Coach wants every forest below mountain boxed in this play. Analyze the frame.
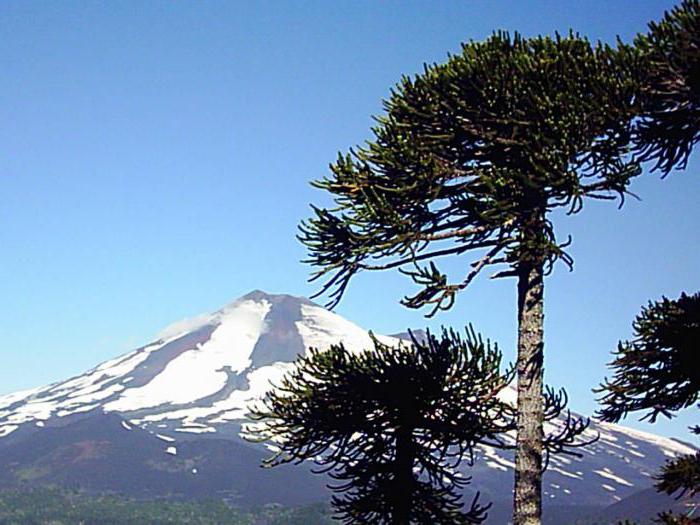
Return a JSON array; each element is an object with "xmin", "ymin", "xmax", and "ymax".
[
  {"xmin": 0, "ymin": 489, "xmax": 333, "ymax": 525},
  {"xmin": 1, "ymin": 488, "xmax": 694, "ymax": 525}
]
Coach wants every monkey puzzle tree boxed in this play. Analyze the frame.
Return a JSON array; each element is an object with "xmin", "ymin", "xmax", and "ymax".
[
  {"xmin": 299, "ymin": 32, "xmax": 639, "ymax": 525},
  {"xmin": 597, "ymin": 291, "xmax": 699, "ymax": 428},
  {"xmin": 633, "ymin": 0, "xmax": 700, "ymax": 175},
  {"xmin": 597, "ymin": 291, "xmax": 699, "ymax": 522},
  {"xmin": 247, "ymin": 328, "xmax": 589, "ymax": 525}
]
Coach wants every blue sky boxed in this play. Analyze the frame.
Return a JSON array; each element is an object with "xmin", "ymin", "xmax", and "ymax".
[{"xmin": 1, "ymin": 1, "xmax": 697, "ymax": 442}]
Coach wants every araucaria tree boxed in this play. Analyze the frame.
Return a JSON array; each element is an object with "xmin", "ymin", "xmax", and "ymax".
[
  {"xmin": 299, "ymin": 32, "xmax": 639, "ymax": 525},
  {"xmin": 597, "ymin": 291, "xmax": 699, "ymax": 522},
  {"xmin": 247, "ymin": 329, "xmax": 589, "ymax": 525},
  {"xmin": 633, "ymin": 0, "xmax": 700, "ymax": 175}
]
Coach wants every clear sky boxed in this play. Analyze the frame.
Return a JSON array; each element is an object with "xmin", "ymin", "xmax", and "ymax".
[{"xmin": 1, "ymin": 1, "xmax": 697, "ymax": 443}]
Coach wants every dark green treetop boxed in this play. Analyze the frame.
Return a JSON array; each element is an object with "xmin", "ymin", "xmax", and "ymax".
[
  {"xmin": 246, "ymin": 328, "xmax": 590, "ymax": 524},
  {"xmin": 657, "ymin": 452, "xmax": 700, "ymax": 499},
  {"xmin": 633, "ymin": 0, "xmax": 700, "ymax": 175},
  {"xmin": 300, "ymin": 32, "xmax": 641, "ymax": 315},
  {"xmin": 597, "ymin": 291, "xmax": 699, "ymax": 426}
]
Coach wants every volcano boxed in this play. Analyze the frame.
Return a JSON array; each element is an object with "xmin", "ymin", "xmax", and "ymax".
[{"xmin": 0, "ymin": 291, "xmax": 695, "ymax": 519}]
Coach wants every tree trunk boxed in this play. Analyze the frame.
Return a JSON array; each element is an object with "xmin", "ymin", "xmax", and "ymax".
[
  {"xmin": 513, "ymin": 241, "xmax": 545, "ymax": 524},
  {"xmin": 393, "ymin": 426, "xmax": 415, "ymax": 525}
]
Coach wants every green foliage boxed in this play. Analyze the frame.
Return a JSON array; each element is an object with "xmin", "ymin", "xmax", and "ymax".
[
  {"xmin": 0, "ymin": 489, "xmax": 333, "ymax": 525},
  {"xmin": 633, "ymin": 0, "xmax": 700, "ymax": 175},
  {"xmin": 246, "ymin": 328, "xmax": 590, "ymax": 524},
  {"xmin": 597, "ymin": 291, "xmax": 699, "ymax": 522},
  {"xmin": 256, "ymin": 503, "xmax": 335, "ymax": 525},
  {"xmin": 596, "ymin": 291, "xmax": 699, "ymax": 425},
  {"xmin": 300, "ymin": 31, "xmax": 641, "ymax": 315},
  {"xmin": 657, "ymin": 453, "xmax": 700, "ymax": 498},
  {"xmin": 296, "ymin": 7, "xmax": 698, "ymax": 525}
]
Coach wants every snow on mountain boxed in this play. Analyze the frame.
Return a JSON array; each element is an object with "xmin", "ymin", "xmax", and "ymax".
[
  {"xmin": 0, "ymin": 291, "xmax": 400, "ymax": 438},
  {"xmin": 0, "ymin": 290, "xmax": 695, "ymax": 508}
]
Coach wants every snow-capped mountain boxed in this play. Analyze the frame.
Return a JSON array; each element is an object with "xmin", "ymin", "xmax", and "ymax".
[
  {"xmin": 0, "ymin": 291, "xmax": 401, "ymax": 439},
  {"xmin": 0, "ymin": 290, "xmax": 695, "ymax": 514}
]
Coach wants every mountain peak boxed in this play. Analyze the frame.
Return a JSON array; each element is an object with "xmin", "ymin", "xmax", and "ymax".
[
  {"xmin": 155, "ymin": 291, "xmax": 315, "ymax": 343},
  {"xmin": 238, "ymin": 289, "xmax": 315, "ymax": 307}
]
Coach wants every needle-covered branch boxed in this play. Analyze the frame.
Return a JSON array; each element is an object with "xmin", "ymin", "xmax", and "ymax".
[
  {"xmin": 596, "ymin": 291, "xmax": 699, "ymax": 425},
  {"xmin": 596, "ymin": 291, "xmax": 699, "ymax": 508},
  {"xmin": 299, "ymin": 32, "xmax": 641, "ymax": 314},
  {"xmin": 657, "ymin": 451, "xmax": 700, "ymax": 499},
  {"xmin": 632, "ymin": 0, "xmax": 700, "ymax": 175},
  {"xmin": 245, "ymin": 327, "xmax": 590, "ymax": 524}
]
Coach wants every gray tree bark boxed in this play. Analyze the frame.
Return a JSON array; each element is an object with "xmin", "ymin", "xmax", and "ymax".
[{"xmin": 513, "ymin": 239, "xmax": 545, "ymax": 525}]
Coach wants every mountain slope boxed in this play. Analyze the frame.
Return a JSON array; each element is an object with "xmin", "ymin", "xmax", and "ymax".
[
  {"xmin": 0, "ymin": 411, "xmax": 327, "ymax": 505},
  {"xmin": 0, "ymin": 291, "xmax": 695, "ymax": 512},
  {"xmin": 0, "ymin": 291, "xmax": 399, "ymax": 438}
]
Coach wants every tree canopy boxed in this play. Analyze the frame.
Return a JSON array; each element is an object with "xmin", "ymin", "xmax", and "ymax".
[
  {"xmin": 597, "ymin": 291, "xmax": 699, "ymax": 427},
  {"xmin": 247, "ymin": 329, "xmax": 589, "ymax": 524},
  {"xmin": 633, "ymin": 0, "xmax": 700, "ymax": 175},
  {"xmin": 299, "ymin": 29, "xmax": 641, "ymax": 525},
  {"xmin": 300, "ymin": 32, "xmax": 641, "ymax": 316}
]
